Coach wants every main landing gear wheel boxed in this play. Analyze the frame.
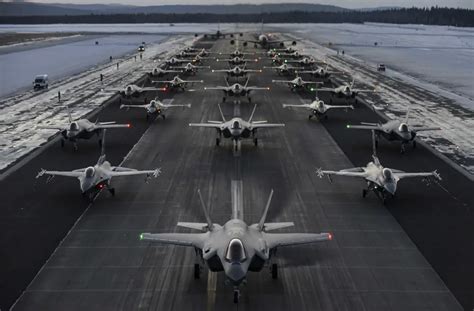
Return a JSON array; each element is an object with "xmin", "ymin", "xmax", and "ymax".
[
  {"xmin": 233, "ymin": 289, "xmax": 240, "ymax": 303},
  {"xmin": 222, "ymin": 96, "xmax": 226, "ymax": 103},
  {"xmin": 98, "ymin": 139, "xmax": 103, "ymax": 148},
  {"xmin": 375, "ymin": 140, "xmax": 379, "ymax": 149},
  {"xmin": 308, "ymin": 115, "xmax": 313, "ymax": 120},
  {"xmin": 108, "ymin": 187, "xmax": 115, "ymax": 196},
  {"xmin": 362, "ymin": 189, "xmax": 368, "ymax": 198},
  {"xmin": 216, "ymin": 137, "xmax": 220, "ymax": 146},
  {"xmin": 60, "ymin": 139, "xmax": 65, "ymax": 148},
  {"xmin": 324, "ymin": 115, "xmax": 329, "ymax": 120},
  {"xmin": 271, "ymin": 263, "xmax": 278, "ymax": 279},
  {"xmin": 194, "ymin": 263, "xmax": 200, "ymax": 279},
  {"xmin": 412, "ymin": 140, "xmax": 417, "ymax": 149},
  {"xmin": 254, "ymin": 138, "xmax": 258, "ymax": 146},
  {"xmin": 161, "ymin": 114, "xmax": 166, "ymax": 120},
  {"xmin": 73, "ymin": 143, "xmax": 78, "ymax": 152}
]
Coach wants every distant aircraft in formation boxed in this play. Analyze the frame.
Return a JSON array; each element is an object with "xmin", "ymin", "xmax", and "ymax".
[
  {"xmin": 38, "ymin": 108, "xmax": 130, "ymax": 150},
  {"xmin": 152, "ymin": 75, "xmax": 204, "ymax": 91},
  {"xmin": 272, "ymin": 76, "xmax": 323, "ymax": 92},
  {"xmin": 212, "ymin": 65, "xmax": 262, "ymax": 79},
  {"xmin": 37, "ymin": 131, "xmax": 160, "ymax": 201},
  {"xmin": 204, "ymin": 78, "xmax": 270, "ymax": 103},
  {"xmin": 317, "ymin": 131, "xmax": 441, "ymax": 203},
  {"xmin": 283, "ymin": 97, "xmax": 354, "ymax": 120},
  {"xmin": 347, "ymin": 111, "xmax": 441, "ymax": 153},
  {"xmin": 120, "ymin": 98, "xmax": 191, "ymax": 121},
  {"xmin": 189, "ymin": 104, "xmax": 284, "ymax": 151}
]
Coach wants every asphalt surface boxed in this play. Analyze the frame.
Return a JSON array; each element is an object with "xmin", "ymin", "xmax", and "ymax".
[{"xmin": 1, "ymin": 35, "xmax": 471, "ymax": 310}]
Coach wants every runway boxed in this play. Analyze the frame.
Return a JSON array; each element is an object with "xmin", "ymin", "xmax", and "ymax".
[{"xmin": 1, "ymin": 35, "xmax": 471, "ymax": 310}]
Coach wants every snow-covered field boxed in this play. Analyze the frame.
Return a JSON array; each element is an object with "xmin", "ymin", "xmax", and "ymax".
[
  {"xmin": 0, "ymin": 23, "xmax": 244, "ymax": 35},
  {"xmin": 0, "ymin": 34, "xmax": 167, "ymax": 97},
  {"xmin": 284, "ymin": 32, "xmax": 474, "ymax": 176},
  {"xmin": 0, "ymin": 34, "xmax": 197, "ymax": 172},
  {"xmin": 269, "ymin": 23, "xmax": 474, "ymax": 108}
]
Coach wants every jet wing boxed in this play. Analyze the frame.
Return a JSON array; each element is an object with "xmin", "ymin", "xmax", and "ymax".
[
  {"xmin": 189, "ymin": 123, "xmax": 224, "ymax": 129},
  {"xmin": 140, "ymin": 233, "xmax": 207, "ymax": 248},
  {"xmin": 204, "ymin": 86, "xmax": 228, "ymax": 90},
  {"xmin": 393, "ymin": 171, "xmax": 441, "ymax": 181},
  {"xmin": 36, "ymin": 169, "xmax": 83, "ymax": 179},
  {"xmin": 317, "ymin": 168, "xmax": 367, "ymax": 178},
  {"xmin": 109, "ymin": 167, "xmax": 160, "ymax": 178},
  {"xmin": 272, "ymin": 79, "xmax": 291, "ymax": 83},
  {"xmin": 120, "ymin": 104, "xmax": 148, "ymax": 109},
  {"xmin": 317, "ymin": 87, "xmax": 337, "ymax": 92},
  {"xmin": 249, "ymin": 123, "xmax": 285, "ymax": 129},
  {"xmin": 94, "ymin": 123, "xmax": 130, "ymax": 129},
  {"xmin": 325, "ymin": 104, "xmax": 354, "ymax": 110},
  {"xmin": 346, "ymin": 124, "xmax": 381, "ymax": 131},
  {"xmin": 412, "ymin": 126, "xmax": 442, "ymax": 132},
  {"xmin": 264, "ymin": 232, "xmax": 332, "ymax": 249},
  {"xmin": 142, "ymin": 87, "xmax": 166, "ymax": 91},
  {"xmin": 282, "ymin": 104, "xmax": 311, "ymax": 108},
  {"xmin": 246, "ymin": 87, "xmax": 270, "ymax": 91}
]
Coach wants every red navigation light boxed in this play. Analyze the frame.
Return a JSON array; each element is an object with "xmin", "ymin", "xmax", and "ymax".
[
  {"xmin": 328, "ymin": 233, "xmax": 333, "ymax": 240},
  {"xmin": 127, "ymin": 123, "xmax": 131, "ymax": 128}
]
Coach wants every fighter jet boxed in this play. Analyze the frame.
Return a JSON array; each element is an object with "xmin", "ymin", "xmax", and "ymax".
[
  {"xmin": 272, "ymin": 76, "xmax": 323, "ymax": 92},
  {"xmin": 296, "ymin": 65, "xmax": 340, "ymax": 80},
  {"xmin": 316, "ymin": 131, "xmax": 441, "ymax": 204},
  {"xmin": 217, "ymin": 56, "xmax": 258, "ymax": 66},
  {"xmin": 270, "ymin": 55, "xmax": 283, "ymax": 65},
  {"xmin": 106, "ymin": 84, "xmax": 165, "ymax": 98},
  {"xmin": 195, "ymin": 25, "xmax": 243, "ymax": 39},
  {"xmin": 140, "ymin": 188, "xmax": 331, "ymax": 303},
  {"xmin": 152, "ymin": 75, "xmax": 203, "ymax": 91},
  {"xmin": 277, "ymin": 50, "xmax": 303, "ymax": 59},
  {"xmin": 212, "ymin": 65, "xmax": 262, "ymax": 79},
  {"xmin": 285, "ymin": 57, "xmax": 322, "ymax": 67},
  {"xmin": 263, "ymin": 63, "xmax": 297, "ymax": 75},
  {"xmin": 170, "ymin": 62, "xmax": 210, "ymax": 75},
  {"xmin": 120, "ymin": 98, "xmax": 191, "ymax": 121},
  {"xmin": 220, "ymin": 49, "xmax": 255, "ymax": 58},
  {"xmin": 38, "ymin": 108, "xmax": 130, "ymax": 150},
  {"xmin": 36, "ymin": 130, "xmax": 160, "ymax": 202},
  {"xmin": 148, "ymin": 67, "xmax": 181, "ymax": 77},
  {"xmin": 317, "ymin": 79, "xmax": 377, "ymax": 103},
  {"xmin": 163, "ymin": 57, "xmax": 196, "ymax": 67},
  {"xmin": 204, "ymin": 78, "xmax": 270, "ymax": 103},
  {"xmin": 346, "ymin": 111, "xmax": 441, "ymax": 153},
  {"xmin": 192, "ymin": 54, "xmax": 216, "ymax": 64},
  {"xmin": 283, "ymin": 97, "xmax": 353, "ymax": 120},
  {"xmin": 189, "ymin": 104, "xmax": 284, "ymax": 151},
  {"xmin": 243, "ymin": 34, "xmax": 297, "ymax": 49},
  {"xmin": 271, "ymin": 46, "xmax": 298, "ymax": 54}
]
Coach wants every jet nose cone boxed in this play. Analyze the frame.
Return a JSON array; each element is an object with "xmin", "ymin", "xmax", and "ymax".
[
  {"xmin": 226, "ymin": 263, "xmax": 247, "ymax": 284},
  {"xmin": 385, "ymin": 182, "xmax": 397, "ymax": 195}
]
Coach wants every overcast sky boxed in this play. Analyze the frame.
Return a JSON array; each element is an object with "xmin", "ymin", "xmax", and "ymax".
[{"xmin": 13, "ymin": 0, "xmax": 474, "ymax": 9}]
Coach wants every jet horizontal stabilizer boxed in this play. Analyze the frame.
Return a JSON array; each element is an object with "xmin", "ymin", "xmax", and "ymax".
[
  {"xmin": 261, "ymin": 222, "xmax": 294, "ymax": 231},
  {"xmin": 177, "ymin": 222, "xmax": 209, "ymax": 232}
]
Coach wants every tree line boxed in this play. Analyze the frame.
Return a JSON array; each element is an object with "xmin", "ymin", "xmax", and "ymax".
[{"xmin": 0, "ymin": 7, "xmax": 472, "ymax": 27}]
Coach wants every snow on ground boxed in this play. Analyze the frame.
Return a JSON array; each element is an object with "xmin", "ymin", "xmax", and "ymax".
[
  {"xmin": 269, "ymin": 23, "xmax": 474, "ymax": 106},
  {"xmin": 283, "ymin": 32, "xmax": 474, "ymax": 176},
  {"xmin": 0, "ymin": 34, "xmax": 167, "ymax": 98},
  {"xmin": 0, "ymin": 23, "xmax": 243, "ymax": 35},
  {"xmin": 0, "ymin": 35, "xmax": 197, "ymax": 172}
]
